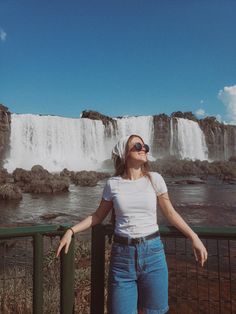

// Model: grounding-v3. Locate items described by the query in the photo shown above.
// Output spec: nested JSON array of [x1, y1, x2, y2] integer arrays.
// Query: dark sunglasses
[[131, 142, 150, 153]]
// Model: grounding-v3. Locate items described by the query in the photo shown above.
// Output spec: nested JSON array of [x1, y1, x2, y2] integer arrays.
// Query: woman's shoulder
[[107, 175, 121, 181], [149, 171, 165, 180], [149, 172, 168, 194], [105, 175, 122, 185]]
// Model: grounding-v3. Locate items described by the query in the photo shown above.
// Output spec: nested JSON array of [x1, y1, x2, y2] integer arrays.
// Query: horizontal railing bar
[[0, 223, 71, 238], [1, 224, 236, 239], [160, 226, 236, 239], [103, 225, 236, 239]]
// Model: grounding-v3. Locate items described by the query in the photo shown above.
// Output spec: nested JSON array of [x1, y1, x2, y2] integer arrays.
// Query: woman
[[57, 134, 208, 314]]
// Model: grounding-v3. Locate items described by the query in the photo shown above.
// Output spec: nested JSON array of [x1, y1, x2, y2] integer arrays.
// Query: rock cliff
[[199, 117, 236, 160], [81, 110, 117, 137], [81, 110, 236, 160], [152, 114, 171, 158], [1, 108, 236, 170], [0, 104, 11, 167]]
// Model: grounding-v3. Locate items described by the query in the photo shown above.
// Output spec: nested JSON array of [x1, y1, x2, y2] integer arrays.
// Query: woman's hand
[[158, 193, 208, 267], [56, 229, 73, 257], [191, 234, 208, 267]]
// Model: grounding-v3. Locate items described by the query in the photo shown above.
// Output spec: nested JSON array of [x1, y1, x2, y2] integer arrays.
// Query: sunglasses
[[131, 142, 150, 153]]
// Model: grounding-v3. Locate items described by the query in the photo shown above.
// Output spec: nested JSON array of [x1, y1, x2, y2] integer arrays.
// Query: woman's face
[[126, 136, 148, 164]]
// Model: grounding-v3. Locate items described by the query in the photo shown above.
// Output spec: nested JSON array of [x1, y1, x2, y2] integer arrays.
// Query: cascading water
[[170, 118, 174, 156], [115, 115, 154, 153], [176, 118, 208, 160], [4, 114, 110, 172], [4, 114, 154, 172]]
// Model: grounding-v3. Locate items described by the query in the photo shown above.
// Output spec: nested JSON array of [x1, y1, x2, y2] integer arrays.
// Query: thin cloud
[[195, 108, 205, 117], [0, 28, 7, 42], [195, 107, 222, 123], [218, 85, 236, 125], [215, 114, 222, 123]]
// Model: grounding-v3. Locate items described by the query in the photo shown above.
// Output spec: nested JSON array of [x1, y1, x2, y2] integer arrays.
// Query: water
[[176, 118, 208, 160], [4, 114, 155, 172], [0, 178, 235, 227], [5, 114, 109, 172]]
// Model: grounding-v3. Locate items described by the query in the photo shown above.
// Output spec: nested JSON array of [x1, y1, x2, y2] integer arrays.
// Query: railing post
[[33, 233, 43, 314], [91, 224, 106, 314], [60, 236, 75, 314]]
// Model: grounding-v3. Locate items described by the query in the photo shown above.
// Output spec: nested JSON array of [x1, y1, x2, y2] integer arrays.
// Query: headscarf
[[112, 135, 131, 160], [112, 134, 154, 161]]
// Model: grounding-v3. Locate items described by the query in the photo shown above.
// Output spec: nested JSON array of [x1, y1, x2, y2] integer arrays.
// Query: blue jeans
[[107, 236, 169, 314]]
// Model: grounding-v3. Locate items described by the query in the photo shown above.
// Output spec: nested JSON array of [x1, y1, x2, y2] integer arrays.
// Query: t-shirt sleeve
[[152, 172, 168, 196], [102, 180, 112, 201]]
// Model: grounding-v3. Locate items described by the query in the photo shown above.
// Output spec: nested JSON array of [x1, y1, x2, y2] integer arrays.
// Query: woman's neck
[[123, 168, 143, 181]]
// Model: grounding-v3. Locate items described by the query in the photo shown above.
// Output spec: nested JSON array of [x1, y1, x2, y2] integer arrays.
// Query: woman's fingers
[[197, 248, 208, 267], [202, 250, 206, 266], [56, 236, 71, 257], [192, 237, 208, 267], [56, 243, 63, 257], [65, 242, 70, 254], [200, 251, 204, 267], [56, 241, 66, 257], [203, 249, 208, 266]]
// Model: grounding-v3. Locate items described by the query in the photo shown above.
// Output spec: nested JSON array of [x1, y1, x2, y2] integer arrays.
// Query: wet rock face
[[0, 183, 22, 200], [0, 166, 110, 200], [81, 110, 113, 125], [0, 168, 10, 184], [0, 105, 11, 166], [60, 169, 110, 187], [81, 110, 118, 137], [153, 113, 236, 161], [12, 165, 70, 194], [153, 114, 171, 158], [149, 158, 236, 179], [171, 111, 198, 122], [12, 166, 109, 192], [199, 117, 236, 160]]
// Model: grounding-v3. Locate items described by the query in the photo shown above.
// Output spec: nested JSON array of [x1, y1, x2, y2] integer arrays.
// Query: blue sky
[[0, 0, 236, 122]]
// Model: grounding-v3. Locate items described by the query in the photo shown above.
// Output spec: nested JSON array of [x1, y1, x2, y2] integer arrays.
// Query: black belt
[[113, 230, 160, 245]]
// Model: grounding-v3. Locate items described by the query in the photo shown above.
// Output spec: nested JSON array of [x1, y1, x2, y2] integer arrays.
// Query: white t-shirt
[[102, 172, 168, 238]]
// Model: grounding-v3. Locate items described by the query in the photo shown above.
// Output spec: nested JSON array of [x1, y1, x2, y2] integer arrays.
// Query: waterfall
[[4, 114, 154, 172], [4, 114, 110, 172], [170, 118, 174, 155], [176, 118, 208, 160], [115, 116, 154, 154]]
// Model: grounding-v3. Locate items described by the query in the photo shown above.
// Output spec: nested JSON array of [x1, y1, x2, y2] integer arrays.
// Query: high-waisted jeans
[[107, 236, 169, 314]]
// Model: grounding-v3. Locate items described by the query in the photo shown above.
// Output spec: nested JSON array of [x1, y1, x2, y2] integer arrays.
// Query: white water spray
[[4, 114, 154, 172], [176, 118, 208, 160]]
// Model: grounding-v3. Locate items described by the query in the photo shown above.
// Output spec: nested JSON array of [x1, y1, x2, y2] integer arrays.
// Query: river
[[0, 176, 235, 228]]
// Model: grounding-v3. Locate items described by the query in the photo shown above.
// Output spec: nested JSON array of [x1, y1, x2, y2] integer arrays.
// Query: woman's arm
[[56, 199, 113, 257], [158, 192, 208, 267]]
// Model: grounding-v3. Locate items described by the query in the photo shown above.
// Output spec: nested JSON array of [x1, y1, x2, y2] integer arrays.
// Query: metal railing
[[0, 224, 75, 314], [91, 224, 236, 314], [1, 224, 236, 313]]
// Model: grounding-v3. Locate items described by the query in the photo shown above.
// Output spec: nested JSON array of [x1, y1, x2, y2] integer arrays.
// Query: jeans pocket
[[111, 243, 131, 257], [148, 238, 164, 253]]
